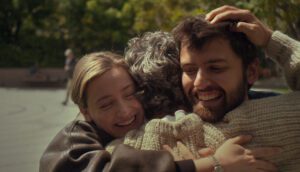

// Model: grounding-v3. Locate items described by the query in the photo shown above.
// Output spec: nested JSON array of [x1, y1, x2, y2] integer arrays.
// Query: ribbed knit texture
[[266, 31, 300, 90], [222, 92, 300, 172]]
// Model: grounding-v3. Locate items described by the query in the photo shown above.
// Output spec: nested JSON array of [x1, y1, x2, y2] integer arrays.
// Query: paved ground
[[0, 88, 78, 172]]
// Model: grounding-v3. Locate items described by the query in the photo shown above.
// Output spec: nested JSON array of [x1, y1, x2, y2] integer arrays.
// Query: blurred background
[[0, 0, 299, 171], [1, 0, 299, 72]]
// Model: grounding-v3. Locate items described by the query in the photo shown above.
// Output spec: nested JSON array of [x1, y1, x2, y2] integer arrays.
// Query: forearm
[[106, 144, 180, 172], [265, 31, 300, 90], [41, 142, 180, 172], [193, 157, 214, 172]]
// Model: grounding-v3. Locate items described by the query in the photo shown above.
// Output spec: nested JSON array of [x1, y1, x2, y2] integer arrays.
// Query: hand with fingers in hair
[[205, 5, 273, 48]]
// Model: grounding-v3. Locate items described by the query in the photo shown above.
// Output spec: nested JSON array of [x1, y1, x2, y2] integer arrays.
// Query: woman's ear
[[247, 58, 259, 86], [79, 106, 92, 122]]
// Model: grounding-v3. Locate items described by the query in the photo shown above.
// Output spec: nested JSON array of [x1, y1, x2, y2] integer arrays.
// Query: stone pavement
[[0, 88, 78, 172]]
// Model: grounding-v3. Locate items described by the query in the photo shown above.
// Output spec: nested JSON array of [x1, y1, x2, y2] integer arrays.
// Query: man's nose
[[194, 69, 210, 89]]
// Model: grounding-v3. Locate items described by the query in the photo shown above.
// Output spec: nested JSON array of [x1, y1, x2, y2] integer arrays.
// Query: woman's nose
[[118, 101, 133, 119]]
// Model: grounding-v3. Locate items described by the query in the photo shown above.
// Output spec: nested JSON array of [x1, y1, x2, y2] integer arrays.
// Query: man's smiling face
[[180, 38, 248, 123]]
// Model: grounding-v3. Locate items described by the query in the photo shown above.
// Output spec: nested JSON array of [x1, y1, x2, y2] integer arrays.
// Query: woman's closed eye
[[99, 101, 113, 110], [125, 91, 136, 99]]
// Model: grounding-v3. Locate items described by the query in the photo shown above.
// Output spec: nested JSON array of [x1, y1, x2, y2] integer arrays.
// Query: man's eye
[[209, 66, 225, 73], [184, 68, 198, 75]]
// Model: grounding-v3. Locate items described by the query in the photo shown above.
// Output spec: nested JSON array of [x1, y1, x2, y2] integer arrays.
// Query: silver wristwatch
[[211, 155, 224, 172]]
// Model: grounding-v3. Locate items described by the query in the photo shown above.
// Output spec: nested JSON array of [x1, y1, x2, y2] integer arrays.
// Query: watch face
[[214, 165, 223, 172]]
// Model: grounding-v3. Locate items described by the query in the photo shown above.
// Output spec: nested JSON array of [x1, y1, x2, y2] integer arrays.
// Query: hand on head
[[205, 5, 273, 48]]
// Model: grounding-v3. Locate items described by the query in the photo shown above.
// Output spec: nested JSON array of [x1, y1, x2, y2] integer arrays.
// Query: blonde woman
[[40, 51, 193, 172]]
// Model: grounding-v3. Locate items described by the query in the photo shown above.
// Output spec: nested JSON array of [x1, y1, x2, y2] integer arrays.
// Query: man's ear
[[246, 58, 259, 86], [79, 106, 92, 122]]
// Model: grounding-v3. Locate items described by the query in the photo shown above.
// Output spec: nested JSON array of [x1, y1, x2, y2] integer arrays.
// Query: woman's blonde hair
[[71, 51, 127, 108]]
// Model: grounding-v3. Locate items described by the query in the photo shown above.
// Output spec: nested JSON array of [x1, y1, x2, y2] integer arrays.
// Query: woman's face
[[81, 66, 144, 138]]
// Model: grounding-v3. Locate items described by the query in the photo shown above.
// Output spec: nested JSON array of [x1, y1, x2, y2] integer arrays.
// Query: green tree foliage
[[37, 0, 135, 55], [0, 0, 53, 43], [0, 0, 299, 67], [0, 0, 64, 67], [124, 0, 205, 33]]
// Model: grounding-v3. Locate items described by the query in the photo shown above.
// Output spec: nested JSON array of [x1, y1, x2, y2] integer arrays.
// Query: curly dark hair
[[125, 31, 190, 119], [172, 15, 258, 68]]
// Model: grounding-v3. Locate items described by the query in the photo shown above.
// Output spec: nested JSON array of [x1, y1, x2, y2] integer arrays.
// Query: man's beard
[[191, 78, 247, 123]]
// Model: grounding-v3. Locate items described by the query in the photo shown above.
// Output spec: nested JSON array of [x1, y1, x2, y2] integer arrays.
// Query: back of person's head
[[64, 48, 73, 57], [172, 15, 258, 68], [71, 51, 127, 108], [125, 31, 189, 119]]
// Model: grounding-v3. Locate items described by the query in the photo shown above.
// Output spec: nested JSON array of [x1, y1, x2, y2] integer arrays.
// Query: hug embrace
[[40, 5, 300, 172]]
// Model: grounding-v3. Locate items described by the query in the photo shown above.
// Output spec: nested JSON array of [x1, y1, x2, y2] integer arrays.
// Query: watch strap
[[211, 155, 223, 172]]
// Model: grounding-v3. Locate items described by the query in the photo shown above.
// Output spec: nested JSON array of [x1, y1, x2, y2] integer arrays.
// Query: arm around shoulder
[[39, 120, 111, 172], [107, 144, 182, 172], [39, 120, 185, 172]]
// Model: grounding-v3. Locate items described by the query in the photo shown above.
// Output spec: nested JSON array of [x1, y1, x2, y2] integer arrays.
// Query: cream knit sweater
[[266, 31, 300, 90], [106, 31, 300, 172]]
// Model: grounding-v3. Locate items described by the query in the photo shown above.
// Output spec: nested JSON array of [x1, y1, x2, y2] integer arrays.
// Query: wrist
[[263, 28, 273, 48], [193, 157, 214, 172], [210, 155, 224, 172]]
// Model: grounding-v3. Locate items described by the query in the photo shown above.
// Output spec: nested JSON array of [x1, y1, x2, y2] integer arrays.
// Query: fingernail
[[205, 15, 209, 20]]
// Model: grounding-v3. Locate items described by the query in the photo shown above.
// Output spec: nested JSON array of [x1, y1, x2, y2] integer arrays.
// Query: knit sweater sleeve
[[265, 31, 300, 90], [123, 113, 214, 158]]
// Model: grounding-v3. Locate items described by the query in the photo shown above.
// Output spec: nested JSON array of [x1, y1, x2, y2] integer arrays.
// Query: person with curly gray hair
[[125, 31, 191, 119]]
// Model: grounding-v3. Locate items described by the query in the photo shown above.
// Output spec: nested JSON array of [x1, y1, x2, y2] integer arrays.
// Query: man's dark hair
[[125, 31, 190, 119], [172, 15, 258, 68]]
